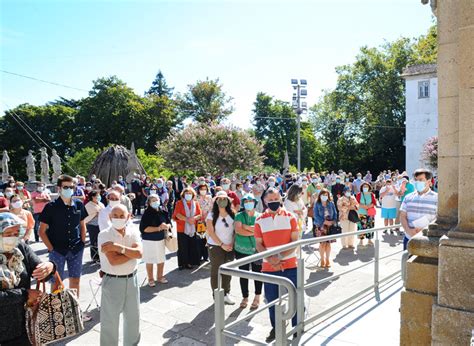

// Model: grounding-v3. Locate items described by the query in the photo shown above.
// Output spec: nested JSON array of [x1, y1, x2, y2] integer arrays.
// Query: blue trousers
[[403, 236, 409, 250], [264, 268, 297, 328]]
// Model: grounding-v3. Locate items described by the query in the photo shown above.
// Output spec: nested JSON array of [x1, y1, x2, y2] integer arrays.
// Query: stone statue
[[51, 149, 62, 182], [40, 147, 50, 184], [1, 150, 9, 182], [26, 150, 36, 182], [126, 143, 141, 184]]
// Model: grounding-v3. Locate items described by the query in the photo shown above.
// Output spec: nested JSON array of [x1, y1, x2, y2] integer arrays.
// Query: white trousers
[[340, 220, 357, 247]]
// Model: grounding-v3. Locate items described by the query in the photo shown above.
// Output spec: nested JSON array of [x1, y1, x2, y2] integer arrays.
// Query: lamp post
[[291, 79, 308, 172]]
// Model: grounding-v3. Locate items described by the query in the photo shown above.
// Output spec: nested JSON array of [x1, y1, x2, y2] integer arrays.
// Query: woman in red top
[[172, 187, 202, 269]]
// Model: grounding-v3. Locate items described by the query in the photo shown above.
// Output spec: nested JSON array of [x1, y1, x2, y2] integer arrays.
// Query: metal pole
[[374, 230, 380, 302], [214, 288, 225, 346], [275, 285, 287, 345], [296, 258, 305, 341], [297, 84, 301, 172]]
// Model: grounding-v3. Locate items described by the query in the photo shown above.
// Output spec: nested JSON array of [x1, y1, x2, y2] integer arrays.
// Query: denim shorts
[[49, 248, 84, 280]]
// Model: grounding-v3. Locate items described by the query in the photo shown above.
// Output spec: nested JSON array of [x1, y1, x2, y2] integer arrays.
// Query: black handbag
[[348, 210, 360, 223], [328, 223, 342, 235]]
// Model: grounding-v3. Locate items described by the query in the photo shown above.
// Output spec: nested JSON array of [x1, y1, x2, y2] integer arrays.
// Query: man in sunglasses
[[39, 174, 89, 318]]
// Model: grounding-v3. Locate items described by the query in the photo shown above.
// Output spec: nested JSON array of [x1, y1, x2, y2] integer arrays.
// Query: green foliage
[[146, 70, 174, 97], [135, 148, 174, 178], [64, 147, 101, 177], [177, 78, 234, 124], [412, 25, 437, 64], [252, 93, 322, 171], [158, 123, 264, 175]]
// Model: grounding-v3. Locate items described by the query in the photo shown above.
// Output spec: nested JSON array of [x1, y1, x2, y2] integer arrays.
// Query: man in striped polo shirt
[[399, 168, 438, 250], [254, 187, 299, 343]]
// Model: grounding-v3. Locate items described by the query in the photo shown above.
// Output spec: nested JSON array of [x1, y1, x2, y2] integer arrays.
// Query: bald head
[[113, 185, 125, 194]]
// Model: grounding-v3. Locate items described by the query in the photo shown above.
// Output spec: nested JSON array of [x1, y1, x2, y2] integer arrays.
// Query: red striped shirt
[[254, 208, 299, 272]]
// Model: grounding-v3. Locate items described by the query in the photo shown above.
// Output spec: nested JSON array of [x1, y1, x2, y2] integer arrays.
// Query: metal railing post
[[275, 285, 287, 345], [296, 258, 305, 341], [374, 230, 380, 301], [214, 288, 225, 346]]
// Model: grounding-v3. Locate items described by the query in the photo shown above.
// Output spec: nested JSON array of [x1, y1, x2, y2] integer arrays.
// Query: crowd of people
[[0, 167, 438, 345]]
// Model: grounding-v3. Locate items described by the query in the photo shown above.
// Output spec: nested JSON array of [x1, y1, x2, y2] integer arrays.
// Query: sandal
[[157, 277, 168, 284], [240, 298, 248, 309], [148, 280, 156, 287], [250, 297, 260, 310]]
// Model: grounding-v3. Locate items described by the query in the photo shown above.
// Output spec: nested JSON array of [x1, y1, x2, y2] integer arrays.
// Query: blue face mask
[[244, 202, 255, 211], [61, 188, 74, 199], [336, 179, 341, 184], [97, 196, 102, 202], [414, 181, 427, 193], [151, 201, 160, 209], [157, 183, 163, 189]]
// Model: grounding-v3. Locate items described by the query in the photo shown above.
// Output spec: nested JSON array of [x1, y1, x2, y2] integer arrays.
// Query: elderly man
[[254, 187, 299, 343], [252, 182, 265, 213], [113, 184, 133, 214], [98, 204, 143, 346], [98, 191, 121, 231]]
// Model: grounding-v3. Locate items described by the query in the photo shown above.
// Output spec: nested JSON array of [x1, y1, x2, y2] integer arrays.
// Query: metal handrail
[[215, 224, 403, 346]]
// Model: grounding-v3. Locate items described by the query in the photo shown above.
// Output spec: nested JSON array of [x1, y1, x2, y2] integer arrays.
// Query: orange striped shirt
[[254, 208, 298, 272]]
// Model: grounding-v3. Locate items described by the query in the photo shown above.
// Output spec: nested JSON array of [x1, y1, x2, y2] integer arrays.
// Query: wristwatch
[[120, 247, 126, 255]]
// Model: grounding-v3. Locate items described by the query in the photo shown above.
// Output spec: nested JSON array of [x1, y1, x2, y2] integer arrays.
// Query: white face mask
[[0, 236, 20, 252], [37, 187, 44, 192], [111, 218, 128, 230], [5, 191, 13, 198], [108, 200, 120, 208], [12, 201, 23, 209], [345, 192, 351, 198], [184, 194, 193, 201], [321, 195, 329, 202], [199, 190, 207, 196]]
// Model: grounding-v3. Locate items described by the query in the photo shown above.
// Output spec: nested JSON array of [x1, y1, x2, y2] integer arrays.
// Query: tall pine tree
[[146, 70, 174, 97]]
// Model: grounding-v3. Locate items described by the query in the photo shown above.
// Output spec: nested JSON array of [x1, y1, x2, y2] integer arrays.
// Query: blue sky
[[1, 0, 434, 129]]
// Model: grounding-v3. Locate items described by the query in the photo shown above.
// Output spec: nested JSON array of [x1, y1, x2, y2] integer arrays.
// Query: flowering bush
[[421, 136, 438, 169], [157, 124, 265, 175]]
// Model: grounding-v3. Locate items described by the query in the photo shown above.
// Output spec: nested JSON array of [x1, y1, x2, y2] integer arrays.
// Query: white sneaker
[[224, 294, 235, 305]]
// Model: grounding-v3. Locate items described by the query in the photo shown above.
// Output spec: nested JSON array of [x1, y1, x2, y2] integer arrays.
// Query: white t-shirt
[[380, 186, 397, 209], [206, 212, 234, 246], [98, 225, 141, 275]]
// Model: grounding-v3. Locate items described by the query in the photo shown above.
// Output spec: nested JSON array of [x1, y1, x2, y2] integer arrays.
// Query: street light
[[291, 79, 308, 172]]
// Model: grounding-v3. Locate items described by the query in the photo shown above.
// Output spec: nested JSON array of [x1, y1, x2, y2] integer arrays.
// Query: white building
[[401, 64, 438, 176]]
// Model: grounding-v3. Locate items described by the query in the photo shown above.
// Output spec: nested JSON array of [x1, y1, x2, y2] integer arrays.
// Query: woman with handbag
[[140, 195, 171, 286], [0, 212, 56, 346], [172, 187, 202, 270], [196, 182, 213, 262], [337, 187, 359, 249], [313, 189, 337, 268], [356, 182, 377, 246], [234, 194, 262, 310]]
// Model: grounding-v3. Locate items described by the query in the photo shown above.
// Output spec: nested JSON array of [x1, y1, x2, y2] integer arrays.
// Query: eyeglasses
[[62, 186, 75, 190], [222, 218, 229, 228]]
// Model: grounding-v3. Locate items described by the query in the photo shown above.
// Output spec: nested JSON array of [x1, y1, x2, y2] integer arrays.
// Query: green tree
[[64, 147, 101, 177], [136, 148, 172, 178], [158, 124, 264, 175], [0, 104, 76, 179], [146, 70, 174, 97], [177, 78, 234, 123], [412, 24, 437, 64]]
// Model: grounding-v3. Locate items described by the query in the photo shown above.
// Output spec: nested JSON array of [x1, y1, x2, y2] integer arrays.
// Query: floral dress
[[357, 193, 375, 240]]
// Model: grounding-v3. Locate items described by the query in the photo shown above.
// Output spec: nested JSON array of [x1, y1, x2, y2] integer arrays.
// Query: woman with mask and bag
[[0, 213, 57, 346], [313, 189, 338, 268], [356, 182, 377, 246], [140, 195, 172, 287], [337, 186, 359, 249], [206, 191, 235, 305], [172, 187, 202, 270], [196, 182, 212, 262], [234, 194, 262, 310]]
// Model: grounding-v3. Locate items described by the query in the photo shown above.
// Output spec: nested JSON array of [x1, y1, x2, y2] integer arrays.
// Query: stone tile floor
[[31, 214, 403, 345]]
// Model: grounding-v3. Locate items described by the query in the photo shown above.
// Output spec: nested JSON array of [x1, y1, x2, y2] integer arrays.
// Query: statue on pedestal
[[1, 150, 9, 182], [40, 147, 50, 184], [26, 150, 36, 182], [51, 149, 62, 182]]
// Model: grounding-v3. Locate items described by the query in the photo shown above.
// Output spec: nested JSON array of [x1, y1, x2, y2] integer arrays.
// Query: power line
[[1, 70, 88, 92]]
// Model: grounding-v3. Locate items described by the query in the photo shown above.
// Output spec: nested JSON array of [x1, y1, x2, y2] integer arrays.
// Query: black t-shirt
[[139, 207, 170, 241]]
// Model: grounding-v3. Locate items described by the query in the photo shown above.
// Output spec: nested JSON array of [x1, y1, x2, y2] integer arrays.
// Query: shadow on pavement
[[305, 270, 339, 297], [333, 248, 359, 266]]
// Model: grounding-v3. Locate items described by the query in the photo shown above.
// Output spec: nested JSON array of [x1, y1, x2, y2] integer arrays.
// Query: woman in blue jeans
[[313, 189, 337, 268]]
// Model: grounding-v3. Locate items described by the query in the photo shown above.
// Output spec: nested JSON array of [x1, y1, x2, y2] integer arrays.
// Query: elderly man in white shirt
[[98, 191, 121, 231], [98, 204, 143, 346]]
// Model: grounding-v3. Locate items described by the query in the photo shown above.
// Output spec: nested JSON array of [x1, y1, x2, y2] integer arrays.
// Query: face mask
[[37, 187, 44, 192], [184, 194, 193, 201], [267, 201, 280, 212], [92, 176, 96, 180], [302, 180, 308, 185], [345, 192, 351, 197], [96, 196, 102, 202], [108, 200, 120, 208], [111, 218, 128, 230], [357, 176, 362, 180], [312, 179, 318, 184], [61, 188, 74, 199], [151, 201, 160, 209], [5, 191, 13, 198], [244, 202, 254, 211], [12, 201, 23, 209], [17, 186, 23, 191], [268, 182, 275, 187], [85, 186, 92, 191], [336, 179, 341, 184], [157, 183, 163, 189], [222, 184, 230, 190], [199, 190, 207, 196], [321, 195, 328, 202], [363, 187, 369, 193], [217, 199, 228, 208], [345, 178, 350, 182], [150, 190, 157, 195], [146, 180, 151, 184], [414, 181, 427, 193], [0, 236, 20, 252]]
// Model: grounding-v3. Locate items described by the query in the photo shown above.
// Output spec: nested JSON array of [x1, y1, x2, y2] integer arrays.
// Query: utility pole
[[291, 79, 307, 172]]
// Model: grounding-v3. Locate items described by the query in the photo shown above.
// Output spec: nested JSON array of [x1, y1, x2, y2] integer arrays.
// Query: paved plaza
[[31, 213, 404, 345]]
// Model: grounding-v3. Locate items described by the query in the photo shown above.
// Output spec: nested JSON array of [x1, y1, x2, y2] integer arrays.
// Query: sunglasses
[[62, 186, 75, 190], [222, 218, 229, 228]]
